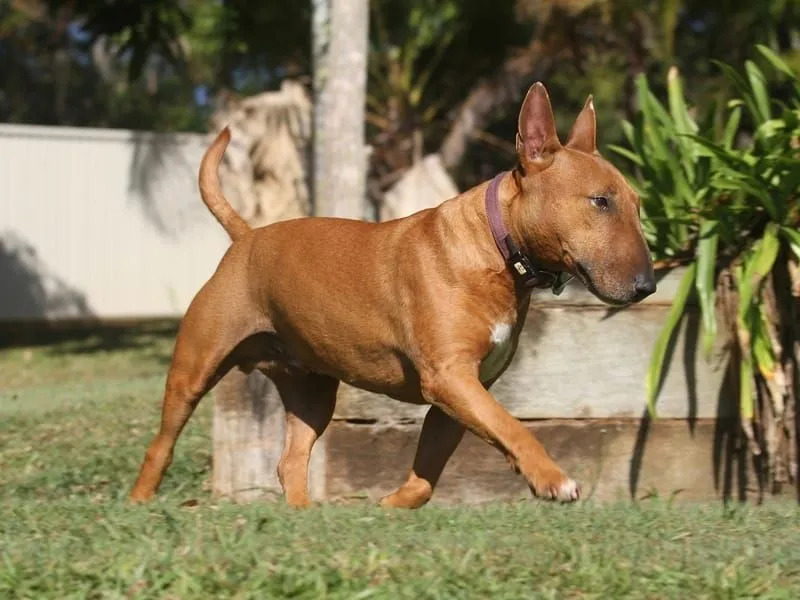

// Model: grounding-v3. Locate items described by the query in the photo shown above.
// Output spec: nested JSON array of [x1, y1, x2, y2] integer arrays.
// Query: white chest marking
[[479, 323, 514, 383]]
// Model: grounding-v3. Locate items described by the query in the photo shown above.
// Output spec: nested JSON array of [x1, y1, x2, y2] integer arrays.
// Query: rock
[[380, 154, 458, 221]]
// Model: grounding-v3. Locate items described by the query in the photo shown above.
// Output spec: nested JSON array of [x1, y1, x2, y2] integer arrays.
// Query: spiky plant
[[611, 46, 800, 495]]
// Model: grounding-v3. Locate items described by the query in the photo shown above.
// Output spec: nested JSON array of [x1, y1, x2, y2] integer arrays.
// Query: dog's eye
[[590, 195, 609, 210]]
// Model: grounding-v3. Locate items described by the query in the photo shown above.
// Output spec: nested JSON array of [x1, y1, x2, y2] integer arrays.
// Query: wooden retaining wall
[[213, 268, 762, 504]]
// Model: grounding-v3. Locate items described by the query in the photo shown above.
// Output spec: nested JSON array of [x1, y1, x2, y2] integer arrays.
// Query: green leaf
[[722, 106, 742, 149], [714, 60, 752, 97], [695, 220, 718, 358], [752, 306, 777, 381], [638, 75, 674, 127], [608, 144, 645, 166], [667, 66, 696, 135], [780, 226, 800, 259], [667, 66, 698, 178], [745, 60, 771, 124], [688, 137, 780, 220], [686, 134, 750, 169], [750, 223, 781, 279], [715, 60, 764, 127], [738, 224, 780, 325], [753, 118, 786, 142], [707, 168, 779, 219], [636, 78, 672, 162], [756, 44, 798, 81], [645, 264, 697, 417], [621, 120, 636, 147]]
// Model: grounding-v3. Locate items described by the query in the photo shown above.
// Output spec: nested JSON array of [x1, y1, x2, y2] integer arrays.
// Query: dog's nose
[[632, 273, 656, 302]]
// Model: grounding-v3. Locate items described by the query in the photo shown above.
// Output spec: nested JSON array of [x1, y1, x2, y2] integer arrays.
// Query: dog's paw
[[552, 477, 580, 503], [532, 472, 581, 503], [128, 491, 154, 504]]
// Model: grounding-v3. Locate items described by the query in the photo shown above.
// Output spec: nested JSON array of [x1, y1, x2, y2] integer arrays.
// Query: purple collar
[[484, 172, 572, 294]]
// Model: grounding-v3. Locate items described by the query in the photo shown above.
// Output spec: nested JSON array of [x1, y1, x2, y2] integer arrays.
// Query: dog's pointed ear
[[565, 95, 597, 154], [516, 82, 562, 169]]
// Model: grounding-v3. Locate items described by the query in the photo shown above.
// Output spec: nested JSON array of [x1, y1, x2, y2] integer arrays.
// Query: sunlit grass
[[1, 327, 799, 598]]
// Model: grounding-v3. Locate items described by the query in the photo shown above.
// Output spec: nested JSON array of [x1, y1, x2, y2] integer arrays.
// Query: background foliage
[[2, 0, 799, 191], [612, 47, 800, 494]]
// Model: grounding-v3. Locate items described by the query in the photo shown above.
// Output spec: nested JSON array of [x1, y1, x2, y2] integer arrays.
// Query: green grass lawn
[[2, 324, 800, 599]]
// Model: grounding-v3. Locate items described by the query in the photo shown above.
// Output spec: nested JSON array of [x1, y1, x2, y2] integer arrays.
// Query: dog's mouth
[[574, 262, 632, 307]]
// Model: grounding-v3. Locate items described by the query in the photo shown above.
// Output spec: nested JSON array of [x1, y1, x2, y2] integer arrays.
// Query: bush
[[612, 46, 800, 494]]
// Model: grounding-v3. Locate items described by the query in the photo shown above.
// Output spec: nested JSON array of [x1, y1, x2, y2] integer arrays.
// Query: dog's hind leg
[[272, 372, 338, 508], [130, 280, 269, 503], [380, 405, 465, 509]]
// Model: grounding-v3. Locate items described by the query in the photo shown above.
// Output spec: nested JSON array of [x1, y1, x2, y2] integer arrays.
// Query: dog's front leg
[[420, 363, 579, 502]]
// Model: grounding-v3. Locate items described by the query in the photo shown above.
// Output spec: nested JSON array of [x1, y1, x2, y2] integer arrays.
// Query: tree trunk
[[208, 85, 312, 501], [210, 0, 368, 503], [312, 0, 369, 218]]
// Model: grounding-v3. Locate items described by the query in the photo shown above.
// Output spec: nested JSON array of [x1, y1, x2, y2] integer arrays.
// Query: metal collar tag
[[504, 235, 541, 289]]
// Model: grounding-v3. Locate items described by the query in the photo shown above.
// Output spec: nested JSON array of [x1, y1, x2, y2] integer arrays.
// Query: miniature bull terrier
[[130, 82, 655, 508]]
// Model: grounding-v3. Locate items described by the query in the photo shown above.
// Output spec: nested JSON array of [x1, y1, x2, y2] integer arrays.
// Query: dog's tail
[[198, 127, 250, 241]]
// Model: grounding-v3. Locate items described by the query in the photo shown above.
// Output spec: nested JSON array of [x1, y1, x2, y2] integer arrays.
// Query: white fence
[[0, 124, 231, 322]]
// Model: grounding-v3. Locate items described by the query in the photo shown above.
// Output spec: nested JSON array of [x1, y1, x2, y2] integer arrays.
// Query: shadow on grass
[[0, 319, 179, 362]]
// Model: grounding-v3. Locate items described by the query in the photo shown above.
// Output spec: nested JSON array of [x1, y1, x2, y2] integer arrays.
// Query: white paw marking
[[557, 478, 580, 502]]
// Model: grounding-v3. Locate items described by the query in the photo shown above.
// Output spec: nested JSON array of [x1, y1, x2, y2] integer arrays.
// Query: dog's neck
[[431, 172, 564, 300], [503, 170, 562, 269], [484, 171, 566, 292]]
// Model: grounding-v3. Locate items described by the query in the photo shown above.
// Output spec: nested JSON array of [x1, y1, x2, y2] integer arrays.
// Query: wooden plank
[[323, 419, 759, 504], [335, 303, 731, 421]]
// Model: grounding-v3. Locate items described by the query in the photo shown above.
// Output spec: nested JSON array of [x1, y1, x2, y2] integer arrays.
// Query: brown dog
[[130, 83, 655, 508]]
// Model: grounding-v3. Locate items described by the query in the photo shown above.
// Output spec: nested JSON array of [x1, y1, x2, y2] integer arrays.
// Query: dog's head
[[509, 82, 655, 305]]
